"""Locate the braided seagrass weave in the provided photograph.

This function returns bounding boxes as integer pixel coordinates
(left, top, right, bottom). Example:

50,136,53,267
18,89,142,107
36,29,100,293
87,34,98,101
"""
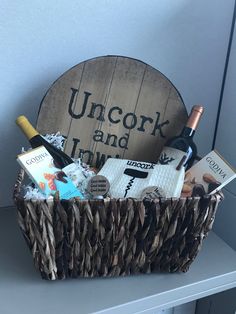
14,169,223,280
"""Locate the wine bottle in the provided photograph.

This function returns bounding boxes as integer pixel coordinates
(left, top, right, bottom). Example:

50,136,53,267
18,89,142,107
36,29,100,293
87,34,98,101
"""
16,115,74,169
158,105,204,169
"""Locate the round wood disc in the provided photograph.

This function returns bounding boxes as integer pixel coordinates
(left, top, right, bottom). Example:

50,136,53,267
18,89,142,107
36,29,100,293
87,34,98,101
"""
37,56,188,168
87,175,110,197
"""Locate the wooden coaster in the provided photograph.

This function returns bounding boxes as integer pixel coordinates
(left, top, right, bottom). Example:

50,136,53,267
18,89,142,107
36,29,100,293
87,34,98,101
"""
87,175,110,197
141,186,166,199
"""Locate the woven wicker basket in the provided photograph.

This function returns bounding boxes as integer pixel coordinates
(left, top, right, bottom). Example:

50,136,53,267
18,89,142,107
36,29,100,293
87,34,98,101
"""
13,170,222,280
13,56,223,280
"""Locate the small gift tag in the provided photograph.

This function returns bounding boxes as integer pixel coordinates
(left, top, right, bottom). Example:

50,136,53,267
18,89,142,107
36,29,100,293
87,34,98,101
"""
87,175,110,198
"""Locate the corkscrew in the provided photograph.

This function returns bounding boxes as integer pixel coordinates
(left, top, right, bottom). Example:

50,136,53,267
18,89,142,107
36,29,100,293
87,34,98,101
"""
123,168,148,197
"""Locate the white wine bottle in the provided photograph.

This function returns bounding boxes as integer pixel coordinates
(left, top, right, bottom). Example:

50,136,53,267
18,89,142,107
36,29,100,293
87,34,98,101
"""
158,105,204,169
16,115,74,169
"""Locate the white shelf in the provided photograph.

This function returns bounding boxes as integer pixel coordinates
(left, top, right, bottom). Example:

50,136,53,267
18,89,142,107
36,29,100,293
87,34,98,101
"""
0,207,236,314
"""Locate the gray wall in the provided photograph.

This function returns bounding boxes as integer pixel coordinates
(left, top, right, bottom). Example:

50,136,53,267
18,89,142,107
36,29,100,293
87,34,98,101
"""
197,3,236,314
0,0,234,208
213,12,236,250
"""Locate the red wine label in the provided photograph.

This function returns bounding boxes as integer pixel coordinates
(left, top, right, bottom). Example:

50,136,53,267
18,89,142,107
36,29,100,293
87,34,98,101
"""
158,147,187,168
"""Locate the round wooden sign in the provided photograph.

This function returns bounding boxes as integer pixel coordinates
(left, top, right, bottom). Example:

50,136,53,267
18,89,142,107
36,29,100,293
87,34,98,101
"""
37,56,188,168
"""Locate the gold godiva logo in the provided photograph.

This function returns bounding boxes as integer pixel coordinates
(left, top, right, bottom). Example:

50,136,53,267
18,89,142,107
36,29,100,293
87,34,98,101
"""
26,152,49,165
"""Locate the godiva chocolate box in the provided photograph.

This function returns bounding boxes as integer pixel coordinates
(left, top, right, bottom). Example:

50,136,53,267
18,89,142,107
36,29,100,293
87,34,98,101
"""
17,146,83,200
182,150,236,197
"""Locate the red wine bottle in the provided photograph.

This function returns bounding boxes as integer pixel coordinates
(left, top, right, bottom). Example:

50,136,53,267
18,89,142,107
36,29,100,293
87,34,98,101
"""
158,105,204,169
16,115,73,169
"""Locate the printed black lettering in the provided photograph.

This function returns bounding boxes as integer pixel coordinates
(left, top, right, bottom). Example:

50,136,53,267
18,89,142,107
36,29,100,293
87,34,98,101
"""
95,152,120,169
71,137,80,158
123,112,137,129
95,152,109,169
68,89,92,119
108,106,123,124
151,112,169,137
137,115,153,132
126,161,154,169
93,130,104,143
127,161,134,166
79,149,94,164
104,133,118,147
87,102,105,121
219,169,226,178
118,132,129,149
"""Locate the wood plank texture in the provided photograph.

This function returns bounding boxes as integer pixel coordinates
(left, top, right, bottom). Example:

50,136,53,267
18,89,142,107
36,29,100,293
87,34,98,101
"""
37,56,188,168
37,64,84,135
93,57,146,165
63,56,117,164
